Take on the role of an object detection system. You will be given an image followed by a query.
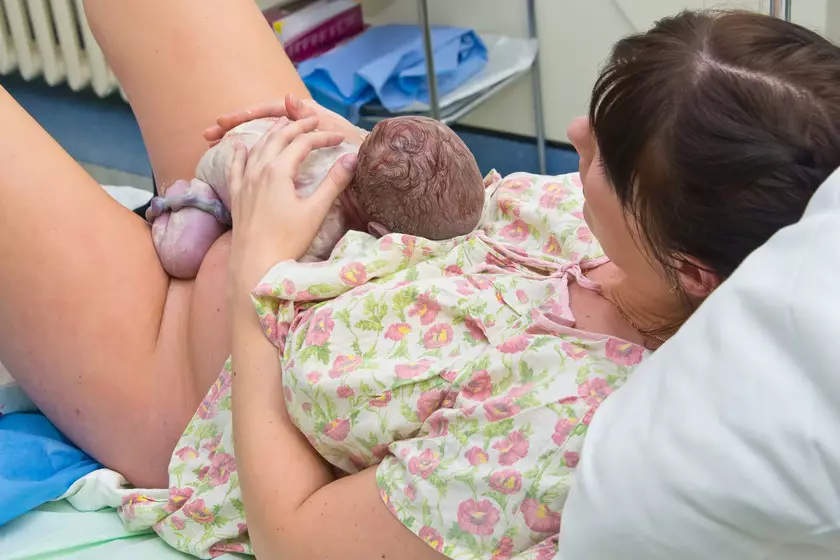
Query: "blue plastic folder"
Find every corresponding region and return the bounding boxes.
[299,25,488,122]
[0,412,100,526]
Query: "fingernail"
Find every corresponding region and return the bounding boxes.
[341,153,358,171]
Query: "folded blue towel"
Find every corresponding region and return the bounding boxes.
[299,25,487,122]
[0,412,101,526]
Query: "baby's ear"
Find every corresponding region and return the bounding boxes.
[367,222,391,238]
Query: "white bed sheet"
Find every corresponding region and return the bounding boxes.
[0,500,241,560]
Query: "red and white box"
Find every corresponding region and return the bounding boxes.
[263,0,365,65]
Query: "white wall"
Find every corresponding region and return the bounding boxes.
[360,0,837,143]
[264,0,839,143]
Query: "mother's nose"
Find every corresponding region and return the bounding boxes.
[566,117,590,154]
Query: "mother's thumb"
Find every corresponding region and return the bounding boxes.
[314,153,357,207]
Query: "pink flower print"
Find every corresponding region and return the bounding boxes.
[503,178,530,194]
[368,390,392,408]
[542,235,563,256]
[462,370,493,401]
[306,371,322,385]
[174,446,199,461]
[120,493,154,520]
[484,395,521,422]
[499,219,530,243]
[497,334,532,354]
[282,278,296,295]
[237,523,248,535]
[164,487,194,513]
[408,292,441,325]
[570,173,583,189]
[305,308,334,346]
[457,499,501,536]
[372,443,391,460]
[489,469,522,495]
[379,236,394,250]
[521,498,561,533]
[468,276,493,291]
[419,526,445,552]
[497,198,521,218]
[423,323,453,349]
[329,354,362,378]
[440,370,458,383]
[578,377,614,407]
[417,389,444,422]
[516,289,529,303]
[493,430,530,465]
[564,451,580,468]
[558,396,579,405]
[455,279,476,296]
[401,235,417,256]
[427,413,449,437]
[284,385,293,402]
[385,323,412,341]
[339,262,367,287]
[196,372,229,420]
[576,226,593,243]
[323,418,351,441]
[182,498,215,525]
[408,448,441,479]
[302,401,313,413]
[336,385,355,399]
[171,516,186,531]
[208,453,237,486]
[445,264,463,276]
[404,484,417,501]
[440,389,458,409]
[201,435,222,459]
[395,359,433,379]
[583,408,595,425]
[197,466,210,480]
[562,342,589,360]
[606,338,645,366]
[464,317,488,342]
[466,446,489,466]
[552,418,578,446]
[492,536,515,560]
[210,543,246,557]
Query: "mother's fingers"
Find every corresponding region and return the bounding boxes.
[247,116,322,173]
[270,130,347,176]
[227,141,248,207]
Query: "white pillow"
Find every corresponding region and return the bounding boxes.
[558,167,840,559]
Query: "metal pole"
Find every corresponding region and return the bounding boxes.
[418,0,441,120]
[527,0,547,174]
[770,0,792,21]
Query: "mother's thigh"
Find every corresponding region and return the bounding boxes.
[0,85,177,488]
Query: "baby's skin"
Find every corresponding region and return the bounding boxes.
[146,118,358,278]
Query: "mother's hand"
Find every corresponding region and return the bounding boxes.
[226,116,357,300]
[204,93,368,147]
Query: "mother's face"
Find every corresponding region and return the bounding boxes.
[567,117,668,290]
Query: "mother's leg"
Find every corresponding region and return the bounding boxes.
[0,85,176,487]
[81,0,309,484]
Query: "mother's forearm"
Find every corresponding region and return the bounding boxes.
[230,301,334,553]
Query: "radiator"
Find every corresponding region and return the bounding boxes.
[0,0,124,98]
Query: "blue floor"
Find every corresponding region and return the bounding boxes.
[2,74,579,179]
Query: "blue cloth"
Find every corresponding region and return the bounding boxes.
[0,412,100,526]
[299,25,487,122]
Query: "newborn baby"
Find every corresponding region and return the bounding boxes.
[146,116,486,278]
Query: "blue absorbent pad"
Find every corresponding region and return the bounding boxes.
[299,24,488,122]
[0,412,101,526]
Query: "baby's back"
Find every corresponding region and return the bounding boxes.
[149,118,360,278]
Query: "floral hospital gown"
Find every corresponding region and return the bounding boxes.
[117,171,648,559]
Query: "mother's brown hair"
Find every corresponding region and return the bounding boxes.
[592,10,840,284]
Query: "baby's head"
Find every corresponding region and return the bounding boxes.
[346,116,484,240]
